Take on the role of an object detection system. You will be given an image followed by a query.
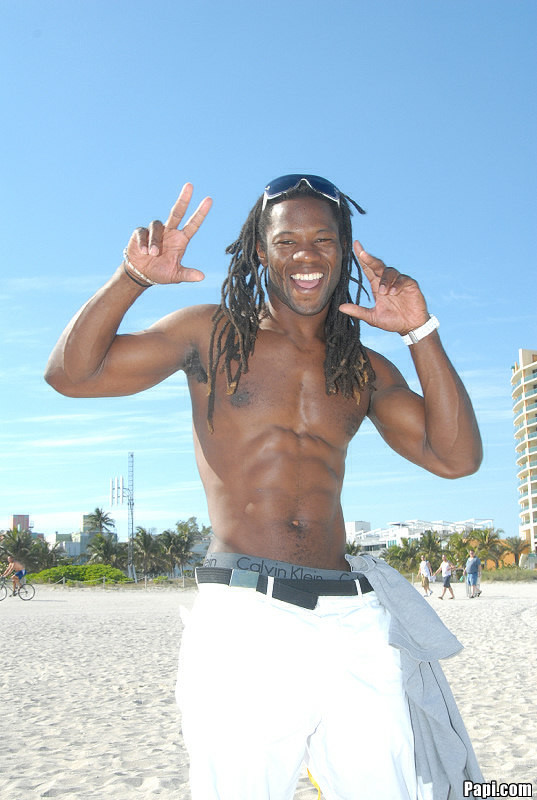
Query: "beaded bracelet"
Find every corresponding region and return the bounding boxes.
[122,262,152,288]
[122,248,159,287]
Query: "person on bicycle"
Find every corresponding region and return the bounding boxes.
[1,556,27,596]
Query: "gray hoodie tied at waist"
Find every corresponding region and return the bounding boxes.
[346,554,488,800]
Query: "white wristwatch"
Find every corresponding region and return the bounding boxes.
[401,314,439,346]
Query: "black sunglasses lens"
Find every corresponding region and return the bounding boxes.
[264,174,339,200]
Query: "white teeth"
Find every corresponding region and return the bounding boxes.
[291,273,323,280]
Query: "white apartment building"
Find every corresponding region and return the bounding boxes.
[512,348,537,552]
[345,518,494,556]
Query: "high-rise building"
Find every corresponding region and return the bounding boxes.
[511,348,537,552]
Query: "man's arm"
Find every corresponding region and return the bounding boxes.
[45,185,212,398]
[340,242,482,479]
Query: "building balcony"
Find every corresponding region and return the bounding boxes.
[515,433,537,450]
[516,446,537,464]
[514,401,537,426]
[517,461,537,481]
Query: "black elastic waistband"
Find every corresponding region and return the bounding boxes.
[195,567,373,610]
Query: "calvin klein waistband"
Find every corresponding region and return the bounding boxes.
[202,552,361,582]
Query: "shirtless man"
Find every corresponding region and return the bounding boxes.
[1,555,27,595]
[45,176,483,799]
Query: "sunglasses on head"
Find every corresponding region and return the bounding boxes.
[262,174,341,212]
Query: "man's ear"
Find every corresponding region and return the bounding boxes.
[256,241,267,266]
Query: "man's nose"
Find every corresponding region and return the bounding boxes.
[292,247,319,262]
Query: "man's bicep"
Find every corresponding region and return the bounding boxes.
[61,305,212,398]
[96,329,187,395]
[366,352,430,465]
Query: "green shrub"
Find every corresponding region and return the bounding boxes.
[27,564,129,584]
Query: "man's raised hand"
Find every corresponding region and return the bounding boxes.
[339,241,430,335]
[124,183,212,285]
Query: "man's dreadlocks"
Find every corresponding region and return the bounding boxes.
[206,181,376,432]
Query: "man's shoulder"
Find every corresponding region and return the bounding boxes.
[363,347,406,389]
[152,303,218,337]
[166,303,218,323]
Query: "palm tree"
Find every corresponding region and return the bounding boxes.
[0,529,34,568]
[381,544,404,571]
[134,527,162,578]
[115,542,129,572]
[468,528,506,568]
[502,536,530,567]
[419,530,443,566]
[382,538,421,574]
[345,541,362,556]
[87,533,121,566]
[30,538,68,571]
[86,508,116,535]
[158,529,182,577]
[444,531,470,571]
[173,517,210,585]
[398,537,422,572]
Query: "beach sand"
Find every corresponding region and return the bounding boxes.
[1,580,536,799]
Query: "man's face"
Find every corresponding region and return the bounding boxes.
[256,196,343,317]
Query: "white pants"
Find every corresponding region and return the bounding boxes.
[176,583,418,800]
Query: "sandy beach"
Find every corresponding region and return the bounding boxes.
[1,580,536,799]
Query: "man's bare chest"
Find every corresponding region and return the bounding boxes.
[216,339,369,441]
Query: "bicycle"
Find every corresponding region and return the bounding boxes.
[0,575,35,601]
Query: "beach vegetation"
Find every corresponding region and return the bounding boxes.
[134,526,163,578]
[0,529,34,564]
[166,517,211,586]
[380,528,536,582]
[345,541,362,556]
[85,508,116,535]
[501,537,531,567]
[443,532,470,568]
[26,564,130,585]
[0,529,70,572]
[86,533,127,569]
[466,527,507,568]
[418,530,443,563]
[479,566,537,582]
[381,537,421,572]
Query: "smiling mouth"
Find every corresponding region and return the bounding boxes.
[290,272,324,289]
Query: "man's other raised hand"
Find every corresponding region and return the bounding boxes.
[338,241,430,336]
[125,183,212,285]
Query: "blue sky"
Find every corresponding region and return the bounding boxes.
[1,0,535,541]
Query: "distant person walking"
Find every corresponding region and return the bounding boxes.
[434,554,455,599]
[463,549,482,598]
[419,555,433,596]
